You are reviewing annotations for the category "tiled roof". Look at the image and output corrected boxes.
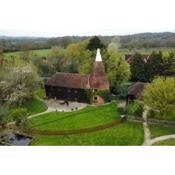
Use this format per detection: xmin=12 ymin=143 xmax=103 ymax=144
xmin=46 ymin=72 xmax=90 ymax=89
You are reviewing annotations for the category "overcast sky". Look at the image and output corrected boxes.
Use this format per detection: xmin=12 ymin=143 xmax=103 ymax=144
xmin=0 ymin=0 xmax=175 ymax=37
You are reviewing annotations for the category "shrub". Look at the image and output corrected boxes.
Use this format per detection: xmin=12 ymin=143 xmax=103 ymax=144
xmin=85 ymin=89 xmax=111 ymax=103
xmin=97 ymin=90 xmax=111 ymax=102
xmin=118 ymin=107 xmax=126 ymax=115
xmin=9 ymin=108 xmax=28 ymax=127
xmin=147 ymin=109 xmax=156 ymax=119
xmin=0 ymin=105 xmax=9 ymax=127
xmin=115 ymin=82 xmax=133 ymax=99
xmin=126 ymin=101 xmax=144 ymax=117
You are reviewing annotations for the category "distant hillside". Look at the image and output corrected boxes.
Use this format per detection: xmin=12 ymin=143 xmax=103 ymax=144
xmin=1 ymin=32 xmax=175 ymax=52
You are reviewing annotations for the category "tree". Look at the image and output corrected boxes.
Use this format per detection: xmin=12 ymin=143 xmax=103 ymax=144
xmin=161 ymin=52 xmax=175 ymax=77
xmin=0 ymin=63 xmax=41 ymax=106
xmin=107 ymin=52 xmax=131 ymax=92
xmin=19 ymin=42 xmax=32 ymax=61
xmin=86 ymin=36 xmax=105 ymax=51
xmin=107 ymin=36 xmax=121 ymax=54
xmin=143 ymin=77 xmax=175 ymax=119
xmin=145 ymin=51 xmax=164 ymax=81
xmin=131 ymin=53 xmax=146 ymax=82
xmin=65 ymin=39 xmax=93 ymax=73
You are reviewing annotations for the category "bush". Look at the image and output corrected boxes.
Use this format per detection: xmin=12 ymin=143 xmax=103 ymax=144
xmin=118 ymin=107 xmax=126 ymax=115
xmin=97 ymin=90 xmax=111 ymax=102
xmin=0 ymin=105 xmax=9 ymax=127
xmin=147 ymin=109 xmax=156 ymax=119
xmin=126 ymin=101 xmax=144 ymax=117
xmin=9 ymin=108 xmax=28 ymax=127
xmin=115 ymin=82 xmax=133 ymax=99
xmin=85 ymin=89 xmax=111 ymax=103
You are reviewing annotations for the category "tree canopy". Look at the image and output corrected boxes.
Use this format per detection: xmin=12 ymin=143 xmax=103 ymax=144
xmin=143 ymin=77 xmax=175 ymax=119
xmin=86 ymin=36 xmax=105 ymax=51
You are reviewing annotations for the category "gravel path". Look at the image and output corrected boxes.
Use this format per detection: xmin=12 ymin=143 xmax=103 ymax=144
xmin=142 ymin=107 xmax=151 ymax=145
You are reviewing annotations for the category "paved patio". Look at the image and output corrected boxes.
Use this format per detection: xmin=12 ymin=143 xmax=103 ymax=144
xmin=45 ymin=99 xmax=88 ymax=112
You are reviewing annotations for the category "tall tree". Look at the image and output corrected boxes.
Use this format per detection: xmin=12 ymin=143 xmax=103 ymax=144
xmin=86 ymin=36 xmax=105 ymax=51
xmin=130 ymin=53 xmax=146 ymax=82
xmin=107 ymin=52 xmax=131 ymax=92
xmin=145 ymin=51 xmax=164 ymax=81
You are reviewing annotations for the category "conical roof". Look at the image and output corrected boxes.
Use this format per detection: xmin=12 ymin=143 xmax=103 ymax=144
xmin=90 ymin=49 xmax=109 ymax=90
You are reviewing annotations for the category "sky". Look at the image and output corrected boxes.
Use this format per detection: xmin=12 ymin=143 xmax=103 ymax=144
xmin=0 ymin=0 xmax=175 ymax=37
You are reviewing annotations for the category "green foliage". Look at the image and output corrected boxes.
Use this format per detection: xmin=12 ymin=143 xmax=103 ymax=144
xmin=9 ymin=108 xmax=27 ymax=127
xmin=147 ymin=109 xmax=156 ymax=119
xmin=65 ymin=39 xmax=93 ymax=74
xmin=85 ymin=89 xmax=93 ymax=103
xmin=107 ymin=36 xmax=121 ymax=54
xmin=116 ymin=82 xmax=133 ymax=99
xmin=126 ymin=101 xmax=144 ymax=117
xmin=0 ymin=105 xmax=9 ymax=125
xmin=0 ymin=63 xmax=41 ymax=106
xmin=86 ymin=36 xmax=105 ymax=51
xmin=96 ymin=90 xmax=111 ymax=102
xmin=107 ymin=52 xmax=131 ymax=91
xmin=131 ymin=51 xmax=175 ymax=82
xmin=145 ymin=51 xmax=164 ymax=81
xmin=143 ymin=77 xmax=175 ymax=119
xmin=131 ymin=53 xmax=146 ymax=82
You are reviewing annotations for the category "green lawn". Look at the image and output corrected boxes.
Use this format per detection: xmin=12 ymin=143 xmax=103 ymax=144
xmin=24 ymin=97 xmax=47 ymax=116
xmin=35 ymin=88 xmax=46 ymax=99
xmin=153 ymin=139 xmax=175 ymax=146
xmin=28 ymin=102 xmax=119 ymax=130
xmin=27 ymin=102 xmax=144 ymax=145
xmin=31 ymin=121 xmax=144 ymax=146
xmin=149 ymin=124 xmax=175 ymax=138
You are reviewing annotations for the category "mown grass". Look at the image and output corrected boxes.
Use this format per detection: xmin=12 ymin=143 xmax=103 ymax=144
xmin=153 ymin=139 xmax=175 ymax=146
xmin=149 ymin=124 xmax=175 ymax=138
xmin=28 ymin=102 xmax=119 ymax=130
xmin=24 ymin=97 xmax=47 ymax=116
xmin=27 ymin=102 xmax=144 ymax=145
xmin=31 ymin=121 xmax=144 ymax=146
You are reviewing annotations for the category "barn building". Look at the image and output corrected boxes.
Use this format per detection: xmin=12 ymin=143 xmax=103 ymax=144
xmin=126 ymin=82 xmax=147 ymax=104
xmin=45 ymin=49 xmax=109 ymax=104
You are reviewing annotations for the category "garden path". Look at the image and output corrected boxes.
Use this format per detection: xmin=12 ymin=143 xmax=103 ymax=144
xmin=142 ymin=107 xmax=152 ymax=145
xmin=142 ymin=106 xmax=175 ymax=145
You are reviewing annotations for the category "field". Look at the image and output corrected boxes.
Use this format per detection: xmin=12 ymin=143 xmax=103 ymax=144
xmin=4 ymin=49 xmax=52 ymax=58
